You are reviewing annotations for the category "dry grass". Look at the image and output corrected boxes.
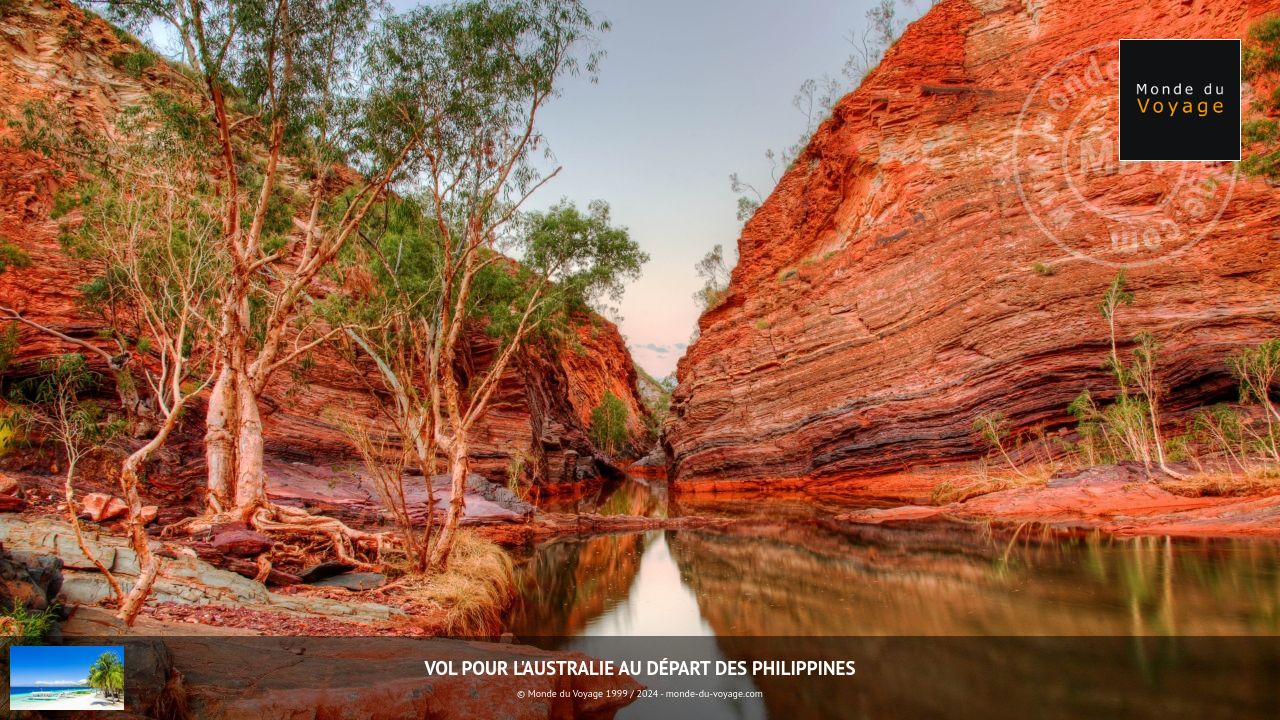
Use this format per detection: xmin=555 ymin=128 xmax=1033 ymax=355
xmin=931 ymin=462 xmax=1057 ymax=505
xmin=1158 ymin=465 xmax=1280 ymax=498
xmin=388 ymin=530 xmax=515 ymax=636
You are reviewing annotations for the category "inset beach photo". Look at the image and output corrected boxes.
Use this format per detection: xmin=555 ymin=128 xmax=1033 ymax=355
xmin=9 ymin=645 xmax=125 ymax=711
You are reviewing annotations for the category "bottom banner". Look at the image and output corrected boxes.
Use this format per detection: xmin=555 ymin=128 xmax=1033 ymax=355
xmin=3 ymin=636 xmax=1277 ymax=719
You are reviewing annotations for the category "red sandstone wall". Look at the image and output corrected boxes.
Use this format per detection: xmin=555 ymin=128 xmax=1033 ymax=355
xmin=667 ymin=0 xmax=1280 ymax=486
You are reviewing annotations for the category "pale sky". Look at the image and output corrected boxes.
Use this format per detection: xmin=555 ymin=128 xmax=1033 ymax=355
xmin=506 ymin=0 xmax=894 ymax=378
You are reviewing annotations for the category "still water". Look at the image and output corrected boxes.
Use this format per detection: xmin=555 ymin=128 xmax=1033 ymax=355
xmin=511 ymin=477 xmax=1280 ymax=637
xmin=506 ymin=477 xmax=1280 ymax=718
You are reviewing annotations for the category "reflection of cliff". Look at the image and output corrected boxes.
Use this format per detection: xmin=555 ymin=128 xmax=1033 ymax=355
xmin=507 ymin=533 xmax=649 ymax=637
xmin=667 ymin=526 xmax=1280 ymax=636
xmin=669 ymin=527 xmax=1280 ymax=718
xmin=541 ymin=476 xmax=668 ymax=518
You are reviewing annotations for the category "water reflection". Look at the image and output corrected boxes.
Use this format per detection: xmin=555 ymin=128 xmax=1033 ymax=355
xmin=511 ymin=479 xmax=1280 ymax=637
xmin=667 ymin=526 xmax=1280 ymax=636
xmin=508 ymin=479 xmax=1280 ymax=718
xmin=537 ymin=475 xmax=668 ymax=517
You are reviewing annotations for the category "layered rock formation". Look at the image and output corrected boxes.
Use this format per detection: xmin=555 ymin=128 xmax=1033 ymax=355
xmin=668 ymin=0 xmax=1280 ymax=486
xmin=0 ymin=1 xmax=647 ymax=499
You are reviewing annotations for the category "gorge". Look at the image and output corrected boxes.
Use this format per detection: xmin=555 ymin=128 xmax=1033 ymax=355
xmin=0 ymin=0 xmax=1277 ymax=717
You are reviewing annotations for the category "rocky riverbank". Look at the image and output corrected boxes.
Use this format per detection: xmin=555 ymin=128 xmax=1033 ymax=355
xmin=832 ymin=465 xmax=1280 ymax=539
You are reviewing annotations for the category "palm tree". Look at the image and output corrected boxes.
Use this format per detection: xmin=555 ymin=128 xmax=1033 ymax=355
xmin=87 ymin=652 xmax=124 ymax=702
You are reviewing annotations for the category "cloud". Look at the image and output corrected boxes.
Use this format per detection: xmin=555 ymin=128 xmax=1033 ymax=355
xmin=634 ymin=343 xmax=670 ymax=354
xmin=674 ymin=343 xmax=687 ymax=350
xmin=35 ymin=679 xmax=88 ymax=686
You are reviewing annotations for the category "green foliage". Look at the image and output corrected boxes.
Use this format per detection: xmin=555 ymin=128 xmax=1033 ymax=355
xmin=1243 ymin=118 xmax=1278 ymax=144
xmin=1243 ymin=16 xmax=1280 ymax=180
xmin=1243 ymin=17 xmax=1280 ymax=79
xmin=0 ymin=323 xmax=18 ymax=377
xmin=149 ymin=93 xmax=216 ymax=149
xmin=8 ymin=354 xmax=126 ymax=447
xmin=0 ymin=601 xmax=59 ymax=644
xmin=1098 ymin=271 xmax=1134 ymax=322
xmin=347 ymin=194 xmax=643 ymax=356
xmin=0 ymin=238 xmax=30 ymax=273
xmin=109 ymin=49 xmax=155 ymax=78
xmin=973 ymin=411 xmax=1011 ymax=448
xmin=972 ymin=410 xmax=1029 ymax=477
xmin=590 ymin=391 xmax=629 ymax=456
xmin=1228 ymin=339 xmax=1280 ymax=405
xmin=10 ymin=354 xmax=97 ymax=405
xmin=1031 ymin=261 xmax=1056 ymax=277
xmin=1227 ymin=339 xmax=1280 ymax=461
xmin=1191 ymin=404 xmax=1249 ymax=462
xmin=634 ymin=365 xmax=673 ymax=438
xmin=518 ymin=200 xmax=646 ymax=324
xmin=1065 ymin=275 xmax=1182 ymax=471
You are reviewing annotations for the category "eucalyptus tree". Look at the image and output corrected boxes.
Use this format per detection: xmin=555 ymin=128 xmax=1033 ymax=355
xmin=346 ymin=196 xmax=644 ymax=570
xmin=10 ymin=355 xmax=125 ymax=603
xmin=62 ymin=110 xmax=226 ymax=623
xmin=97 ymin=0 xmax=427 ymax=542
xmin=338 ymin=0 xmax=635 ymax=569
xmin=93 ymin=0 xmax=629 ymax=572
xmin=10 ymin=95 xmax=226 ymax=623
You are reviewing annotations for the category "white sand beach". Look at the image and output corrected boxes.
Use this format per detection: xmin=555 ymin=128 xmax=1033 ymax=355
xmin=9 ymin=691 xmax=125 ymax=711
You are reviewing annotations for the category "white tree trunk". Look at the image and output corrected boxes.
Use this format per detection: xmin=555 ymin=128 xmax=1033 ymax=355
xmin=430 ymin=438 xmax=469 ymax=571
xmin=233 ymin=377 xmax=267 ymax=520
xmin=204 ymin=368 xmax=236 ymax=513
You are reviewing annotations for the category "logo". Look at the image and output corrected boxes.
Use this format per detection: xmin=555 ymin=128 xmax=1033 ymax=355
xmin=1119 ymin=39 xmax=1241 ymax=161
xmin=1013 ymin=43 xmax=1238 ymax=268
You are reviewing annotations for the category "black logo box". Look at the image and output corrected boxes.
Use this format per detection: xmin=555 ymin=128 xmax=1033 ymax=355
xmin=1119 ymin=38 xmax=1241 ymax=162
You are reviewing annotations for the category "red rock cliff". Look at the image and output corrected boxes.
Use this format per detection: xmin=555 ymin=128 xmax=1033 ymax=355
xmin=668 ymin=0 xmax=1280 ymax=487
xmin=0 ymin=0 xmax=648 ymax=490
